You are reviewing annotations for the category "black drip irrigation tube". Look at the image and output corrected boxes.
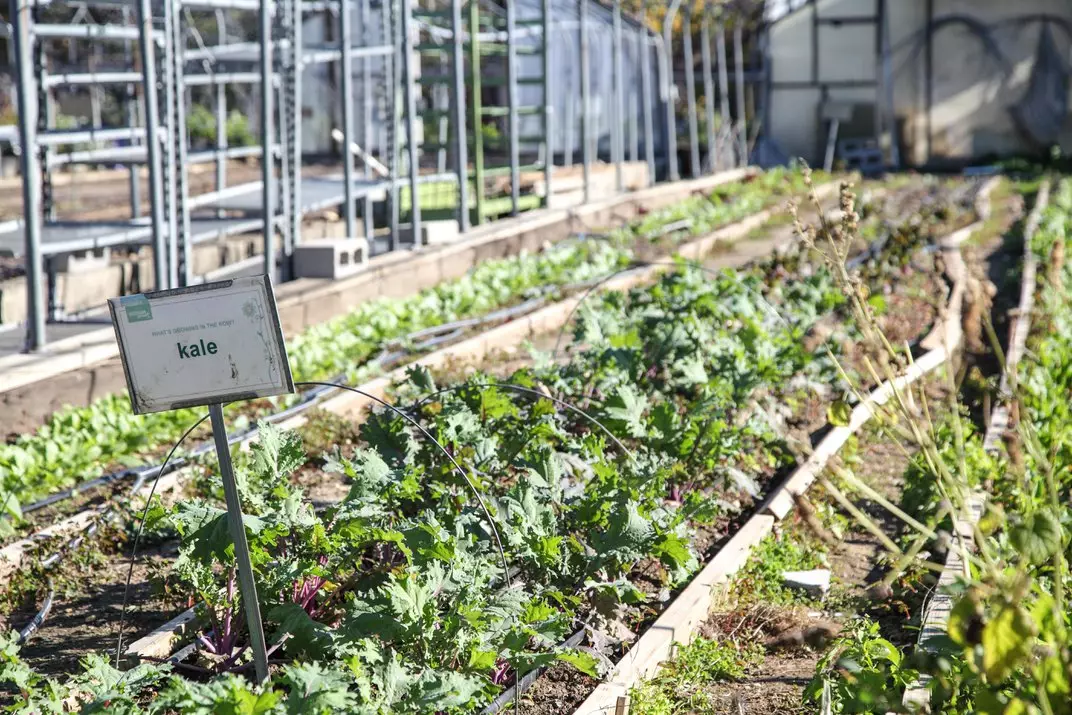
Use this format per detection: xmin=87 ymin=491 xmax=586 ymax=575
xmin=17 ymin=589 xmax=53 ymax=644
xmin=19 ymin=292 xmax=561 ymax=518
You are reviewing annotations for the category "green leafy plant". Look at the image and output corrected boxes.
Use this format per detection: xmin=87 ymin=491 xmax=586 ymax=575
xmin=804 ymin=618 xmax=918 ymax=714
xmin=630 ymin=637 xmax=762 ymax=714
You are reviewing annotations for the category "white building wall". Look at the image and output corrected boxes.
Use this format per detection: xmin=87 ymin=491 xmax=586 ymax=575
xmin=767 ymin=0 xmax=1072 ymax=165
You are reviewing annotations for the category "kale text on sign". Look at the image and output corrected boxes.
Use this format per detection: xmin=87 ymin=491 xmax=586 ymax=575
xmin=177 ymin=339 xmax=219 ymax=359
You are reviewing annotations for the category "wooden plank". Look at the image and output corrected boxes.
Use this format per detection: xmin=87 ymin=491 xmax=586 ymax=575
xmin=903 ymin=178 xmax=1050 ymax=708
xmin=573 ymin=516 xmax=776 ymax=715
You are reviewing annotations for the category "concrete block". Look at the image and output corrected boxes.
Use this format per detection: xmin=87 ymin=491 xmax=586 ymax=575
xmin=293 ymin=237 xmax=369 ymax=279
xmin=782 ymin=569 xmax=831 ymax=598
xmin=53 ymin=247 xmax=110 ymax=273
xmin=0 ymin=156 xmax=17 ymax=179
xmin=399 ymin=220 xmax=460 ymax=246
xmin=0 ymin=275 xmax=28 ymax=326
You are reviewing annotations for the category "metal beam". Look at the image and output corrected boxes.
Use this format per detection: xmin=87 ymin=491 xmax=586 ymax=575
xmin=401 ymin=0 xmax=421 ymax=245
xmin=137 ymin=0 xmax=167 ymax=291
xmin=683 ymin=9 xmax=700 ymax=178
xmin=612 ymin=0 xmax=624 ymax=191
xmin=44 ymin=70 xmax=142 ymax=87
xmin=292 ymin=0 xmax=303 ymax=256
xmin=340 ymin=0 xmax=357 ymax=238
xmin=700 ymin=4 xmax=716 ymax=172
xmin=171 ymin=1 xmax=192 ymax=286
xmin=734 ymin=24 xmax=746 ymax=164
xmin=580 ymin=0 xmax=591 ymax=202
xmin=260 ymin=0 xmax=275 ymax=278
xmin=451 ymin=0 xmax=470 ymax=232
xmin=663 ymin=0 xmax=683 ymax=181
xmin=34 ymin=23 xmax=163 ymax=42
xmin=715 ymin=22 xmax=730 ymax=161
xmin=469 ymin=0 xmax=484 ymax=225
xmin=215 ymin=10 xmax=228 ymax=220
xmin=123 ymin=5 xmax=141 ymax=219
xmin=361 ymin=0 xmax=374 ymax=239
xmin=184 ymin=71 xmax=265 ymax=86
xmin=639 ymin=0 xmax=654 ymax=187
xmin=541 ymin=0 xmax=553 ymax=206
xmin=36 ymin=126 xmax=157 ymax=145
xmin=506 ymin=0 xmax=520 ymax=216
xmin=12 ymin=0 xmax=45 ymax=350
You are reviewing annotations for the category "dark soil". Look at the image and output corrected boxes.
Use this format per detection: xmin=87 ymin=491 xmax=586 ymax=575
xmin=7 ymin=542 xmax=185 ymax=678
xmin=519 ymin=663 xmax=600 ymax=715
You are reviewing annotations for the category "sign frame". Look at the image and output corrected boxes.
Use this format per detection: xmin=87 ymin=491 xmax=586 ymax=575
xmin=108 ymin=275 xmax=295 ymax=415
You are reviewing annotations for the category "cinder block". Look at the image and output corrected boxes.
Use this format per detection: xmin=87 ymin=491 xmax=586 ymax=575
xmin=54 ymin=247 xmax=110 ymax=273
xmin=399 ymin=220 xmax=460 ymax=246
xmin=293 ymin=237 xmax=369 ymax=279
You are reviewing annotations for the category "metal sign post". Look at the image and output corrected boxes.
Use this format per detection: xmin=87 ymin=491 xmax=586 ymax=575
xmin=208 ymin=403 xmax=269 ymax=683
xmin=109 ymin=275 xmax=293 ymax=683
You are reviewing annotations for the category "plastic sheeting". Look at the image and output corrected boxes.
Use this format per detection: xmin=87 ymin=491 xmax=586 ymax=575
xmin=1009 ymin=23 xmax=1070 ymax=150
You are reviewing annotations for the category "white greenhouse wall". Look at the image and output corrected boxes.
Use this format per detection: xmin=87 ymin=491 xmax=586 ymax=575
xmin=767 ymin=0 xmax=1072 ymax=165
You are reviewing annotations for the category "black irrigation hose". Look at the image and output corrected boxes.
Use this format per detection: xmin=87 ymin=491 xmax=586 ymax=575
xmin=16 ymin=588 xmax=53 ymax=644
xmin=19 ymin=296 xmax=558 ymax=519
xmin=10 ymin=513 xmax=108 ymax=642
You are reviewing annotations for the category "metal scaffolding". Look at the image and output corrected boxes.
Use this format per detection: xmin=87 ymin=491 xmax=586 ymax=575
xmin=2 ymin=0 xmax=757 ymax=352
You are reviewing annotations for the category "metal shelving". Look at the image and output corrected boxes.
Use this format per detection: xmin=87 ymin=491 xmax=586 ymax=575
xmin=3 ymin=0 xmax=752 ymax=353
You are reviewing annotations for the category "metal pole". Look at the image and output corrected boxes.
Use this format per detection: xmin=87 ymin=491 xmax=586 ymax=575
xmin=733 ymin=24 xmax=746 ymax=166
xmin=12 ymin=0 xmax=45 ymax=350
xmin=639 ymin=1 xmax=654 ymax=187
xmin=90 ymin=44 xmax=103 ymax=149
xmin=612 ymin=0 xmax=624 ymax=192
xmin=162 ymin=1 xmax=178 ymax=289
xmin=173 ymin=4 xmax=191 ymax=287
xmin=289 ymin=0 xmax=302 ymax=254
xmin=215 ymin=10 xmax=228 ymax=220
xmin=683 ymin=9 xmax=699 ymax=178
xmin=579 ymin=0 xmax=591 ymax=203
xmin=627 ymin=28 xmax=638 ymax=165
xmin=715 ymin=22 xmax=730 ymax=164
xmin=450 ymin=0 xmax=470 ymax=232
xmin=341 ymin=0 xmax=357 ymax=237
xmin=124 ymin=6 xmax=142 ymax=218
xmin=260 ymin=0 xmax=276 ymax=277
xmin=469 ymin=0 xmax=485 ymax=225
xmin=38 ymin=31 xmax=55 ymax=223
xmin=361 ymin=0 xmax=375 ymax=239
xmin=388 ymin=0 xmax=401 ymax=247
xmin=541 ymin=0 xmax=552 ymax=208
xmin=208 ymin=403 xmax=270 ymax=685
xmin=137 ymin=0 xmax=168 ymax=291
xmin=506 ymin=0 xmax=520 ymax=216
xmin=401 ymin=0 xmax=421 ymax=246
xmin=700 ymin=4 xmax=715 ymax=172
xmin=879 ymin=0 xmax=899 ymax=168
xmin=662 ymin=0 xmax=682 ymax=182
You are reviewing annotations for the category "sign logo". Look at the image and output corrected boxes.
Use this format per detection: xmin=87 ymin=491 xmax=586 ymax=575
xmin=119 ymin=294 xmax=153 ymax=322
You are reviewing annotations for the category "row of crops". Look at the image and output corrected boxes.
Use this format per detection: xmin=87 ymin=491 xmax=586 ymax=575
xmin=617 ymin=178 xmax=1067 ymax=715
xmin=0 ymin=168 xmax=1025 ymax=714
xmin=0 ymin=168 xmax=819 ymax=534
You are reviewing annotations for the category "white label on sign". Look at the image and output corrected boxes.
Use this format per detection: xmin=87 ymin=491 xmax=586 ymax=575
xmin=108 ymin=275 xmax=294 ymax=414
